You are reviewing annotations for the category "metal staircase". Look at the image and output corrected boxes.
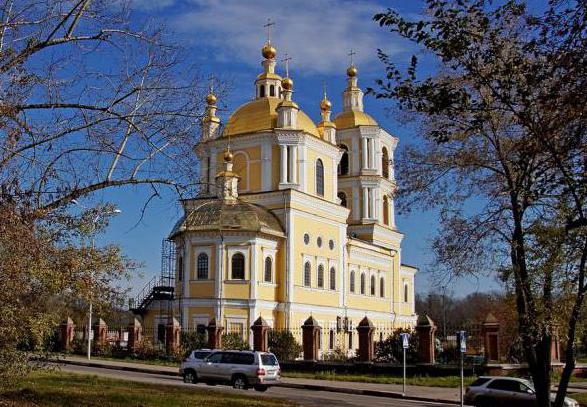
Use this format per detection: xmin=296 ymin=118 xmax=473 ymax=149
xmin=130 ymin=239 xmax=176 ymax=315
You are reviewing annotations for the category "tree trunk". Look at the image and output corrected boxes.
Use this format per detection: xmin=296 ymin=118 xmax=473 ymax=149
xmin=525 ymin=333 xmax=552 ymax=407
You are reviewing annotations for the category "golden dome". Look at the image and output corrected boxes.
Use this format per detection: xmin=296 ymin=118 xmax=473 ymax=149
xmin=281 ymin=77 xmax=293 ymax=90
xmin=206 ymin=92 xmax=217 ymax=105
xmin=320 ymin=97 xmax=331 ymax=111
xmin=222 ymin=97 xmax=320 ymax=138
xmin=347 ymin=65 xmax=358 ymax=77
xmin=223 ymin=150 xmax=233 ymax=162
xmin=262 ymin=43 xmax=277 ymax=59
xmin=333 ymin=110 xmax=378 ymax=129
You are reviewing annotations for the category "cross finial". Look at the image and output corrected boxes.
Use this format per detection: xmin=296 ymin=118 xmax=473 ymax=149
xmin=348 ymin=49 xmax=357 ymax=65
xmin=323 ymin=80 xmax=327 ymax=99
xmin=282 ymin=53 xmax=292 ymax=77
xmin=264 ymin=18 xmax=275 ymax=43
xmin=208 ymin=74 xmax=215 ymax=93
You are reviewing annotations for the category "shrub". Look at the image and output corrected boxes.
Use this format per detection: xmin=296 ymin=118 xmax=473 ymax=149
xmin=221 ymin=333 xmax=249 ymax=350
xmin=180 ymin=331 xmax=207 ymax=357
xmin=132 ymin=338 xmax=164 ymax=360
xmin=375 ymin=328 xmax=419 ymax=363
xmin=322 ymin=347 xmax=349 ymax=362
xmin=268 ymin=330 xmax=302 ymax=361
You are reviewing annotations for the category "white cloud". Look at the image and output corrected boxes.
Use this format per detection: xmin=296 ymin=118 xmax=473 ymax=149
xmin=171 ymin=0 xmax=404 ymax=75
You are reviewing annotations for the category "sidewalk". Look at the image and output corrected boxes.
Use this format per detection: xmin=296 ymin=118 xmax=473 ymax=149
xmin=59 ymin=356 xmax=459 ymax=404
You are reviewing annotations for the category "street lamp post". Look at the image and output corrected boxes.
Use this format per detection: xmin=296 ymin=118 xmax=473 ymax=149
xmin=72 ymin=200 xmax=121 ymax=361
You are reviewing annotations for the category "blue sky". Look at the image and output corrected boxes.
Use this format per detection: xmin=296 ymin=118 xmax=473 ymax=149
xmin=86 ymin=0 xmax=501 ymax=300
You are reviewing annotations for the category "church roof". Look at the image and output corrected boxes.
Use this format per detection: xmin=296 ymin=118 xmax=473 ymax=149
xmin=170 ymin=199 xmax=284 ymax=238
xmin=222 ymin=97 xmax=320 ymax=138
xmin=333 ymin=110 xmax=378 ymax=129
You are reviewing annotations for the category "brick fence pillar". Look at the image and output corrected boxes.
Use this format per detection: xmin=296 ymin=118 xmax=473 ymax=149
xmin=356 ymin=316 xmax=376 ymax=362
xmin=60 ymin=317 xmax=75 ymax=352
xmin=250 ymin=316 xmax=270 ymax=352
xmin=482 ymin=313 xmax=500 ymax=362
xmin=551 ymin=324 xmax=561 ymax=363
xmin=207 ymin=318 xmax=224 ymax=349
xmin=302 ymin=316 xmax=321 ymax=361
xmin=93 ymin=318 xmax=108 ymax=350
xmin=166 ymin=317 xmax=181 ymax=354
xmin=416 ymin=315 xmax=437 ymax=364
xmin=127 ymin=318 xmax=143 ymax=353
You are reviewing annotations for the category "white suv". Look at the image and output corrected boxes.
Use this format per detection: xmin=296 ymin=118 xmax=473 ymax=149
xmin=180 ymin=349 xmax=215 ymax=384
xmin=181 ymin=350 xmax=281 ymax=392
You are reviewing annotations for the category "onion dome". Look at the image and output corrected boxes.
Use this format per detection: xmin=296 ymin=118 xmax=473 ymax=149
xmin=347 ymin=64 xmax=358 ymax=77
xmin=223 ymin=149 xmax=233 ymax=162
xmin=262 ymin=43 xmax=277 ymax=59
xmin=206 ymin=92 xmax=217 ymax=105
xmin=281 ymin=76 xmax=293 ymax=91
xmin=320 ymin=96 xmax=332 ymax=111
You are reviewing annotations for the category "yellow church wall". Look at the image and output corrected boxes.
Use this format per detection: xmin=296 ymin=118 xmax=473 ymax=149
xmin=271 ymin=145 xmax=280 ymax=190
xmin=306 ymin=148 xmax=334 ymax=200
xmin=187 ymin=306 xmax=215 ymax=328
xmin=249 ymin=161 xmax=262 ymax=191
xmin=189 ymin=281 xmax=215 ymax=298
xmin=223 ymin=281 xmax=251 ymax=299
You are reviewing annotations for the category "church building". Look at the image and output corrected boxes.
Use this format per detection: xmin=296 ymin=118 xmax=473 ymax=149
xmin=142 ymin=38 xmax=417 ymax=355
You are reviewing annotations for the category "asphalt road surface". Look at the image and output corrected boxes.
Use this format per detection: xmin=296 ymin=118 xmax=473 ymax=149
xmin=59 ymin=364 xmax=457 ymax=407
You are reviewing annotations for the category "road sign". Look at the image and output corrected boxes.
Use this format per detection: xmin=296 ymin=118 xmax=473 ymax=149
xmin=457 ymin=330 xmax=467 ymax=353
xmin=400 ymin=332 xmax=410 ymax=349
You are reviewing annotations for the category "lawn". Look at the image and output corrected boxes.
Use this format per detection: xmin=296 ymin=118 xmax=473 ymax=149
xmin=0 ymin=371 xmax=296 ymax=407
xmin=283 ymin=370 xmax=476 ymax=388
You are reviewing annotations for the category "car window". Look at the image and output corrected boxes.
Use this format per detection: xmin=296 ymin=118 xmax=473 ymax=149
xmin=206 ymin=353 xmax=223 ymax=363
xmin=470 ymin=378 xmax=491 ymax=387
xmin=230 ymin=353 xmax=254 ymax=365
xmin=261 ymin=354 xmax=278 ymax=366
xmin=220 ymin=353 xmax=235 ymax=364
xmin=193 ymin=351 xmax=211 ymax=359
xmin=487 ymin=379 xmax=523 ymax=392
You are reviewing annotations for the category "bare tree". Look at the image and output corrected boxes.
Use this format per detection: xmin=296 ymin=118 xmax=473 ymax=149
xmin=0 ymin=0 xmax=209 ymax=217
xmin=371 ymin=1 xmax=587 ymax=405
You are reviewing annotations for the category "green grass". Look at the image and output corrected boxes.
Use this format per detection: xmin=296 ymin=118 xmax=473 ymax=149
xmin=568 ymin=392 xmax=587 ymax=406
xmin=0 ymin=371 xmax=296 ymax=407
xmin=283 ymin=370 xmax=476 ymax=388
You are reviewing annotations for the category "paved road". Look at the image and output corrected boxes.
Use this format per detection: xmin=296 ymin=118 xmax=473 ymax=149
xmin=59 ymin=364 xmax=457 ymax=407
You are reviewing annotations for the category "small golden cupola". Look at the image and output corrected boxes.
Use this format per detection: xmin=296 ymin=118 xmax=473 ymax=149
xmin=276 ymin=54 xmax=299 ymax=129
xmin=255 ymin=20 xmax=282 ymax=99
xmin=201 ymin=79 xmax=221 ymax=141
xmin=215 ymin=148 xmax=239 ymax=202
xmin=317 ymin=85 xmax=336 ymax=144
xmin=334 ymin=50 xmax=378 ymax=129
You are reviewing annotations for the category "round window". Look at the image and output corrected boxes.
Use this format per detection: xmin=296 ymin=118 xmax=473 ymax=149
xmin=317 ymin=237 xmax=322 ymax=247
xmin=329 ymin=239 xmax=334 ymax=250
xmin=304 ymin=233 xmax=310 ymax=245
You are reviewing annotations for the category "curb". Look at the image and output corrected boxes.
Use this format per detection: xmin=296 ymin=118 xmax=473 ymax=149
xmin=56 ymin=358 xmax=459 ymax=405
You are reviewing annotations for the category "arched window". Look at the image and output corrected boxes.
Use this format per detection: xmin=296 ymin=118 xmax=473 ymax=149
xmin=382 ymin=147 xmax=389 ymax=179
xmin=231 ymin=253 xmax=245 ymax=280
xmin=404 ymin=283 xmax=409 ymax=302
xmin=380 ymin=277 xmax=385 ymax=297
xmin=370 ymin=275 xmax=376 ymax=296
xmin=383 ymin=195 xmax=389 ymax=226
xmin=337 ymin=191 xmax=347 ymax=208
xmin=304 ymin=262 xmax=311 ymax=287
xmin=197 ymin=253 xmax=208 ymax=279
xmin=317 ymin=265 xmax=324 ymax=288
xmin=360 ymin=273 xmax=366 ymax=295
xmin=338 ymin=145 xmax=349 ymax=175
xmin=350 ymin=271 xmax=355 ymax=293
xmin=259 ymin=85 xmax=265 ymax=98
xmin=316 ymin=159 xmax=324 ymax=196
xmin=264 ymin=257 xmax=272 ymax=283
xmin=329 ymin=329 xmax=335 ymax=349
xmin=329 ymin=267 xmax=336 ymax=290
xmin=269 ymin=84 xmax=275 ymax=96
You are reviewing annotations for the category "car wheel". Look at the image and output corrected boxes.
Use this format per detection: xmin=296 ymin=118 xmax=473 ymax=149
xmin=182 ymin=370 xmax=197 ymax=384
xmin=254 ymin=384 xmax=268 ymax=392
xmin=232 ymin=374 xmax=248 ymax=390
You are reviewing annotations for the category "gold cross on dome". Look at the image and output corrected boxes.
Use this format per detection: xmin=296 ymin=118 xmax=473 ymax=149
xmin=282 ymin=53 xmax=292 ymax=77
xmin=323 ymin=80 xmax=327 ymax=98
xmin=264 ymin=18 xmax=275 ymax=43
xmin=348 ymin=49 xmax=357 ymax=65
xmin=207 ymin=74 xmax=216 ymax=93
